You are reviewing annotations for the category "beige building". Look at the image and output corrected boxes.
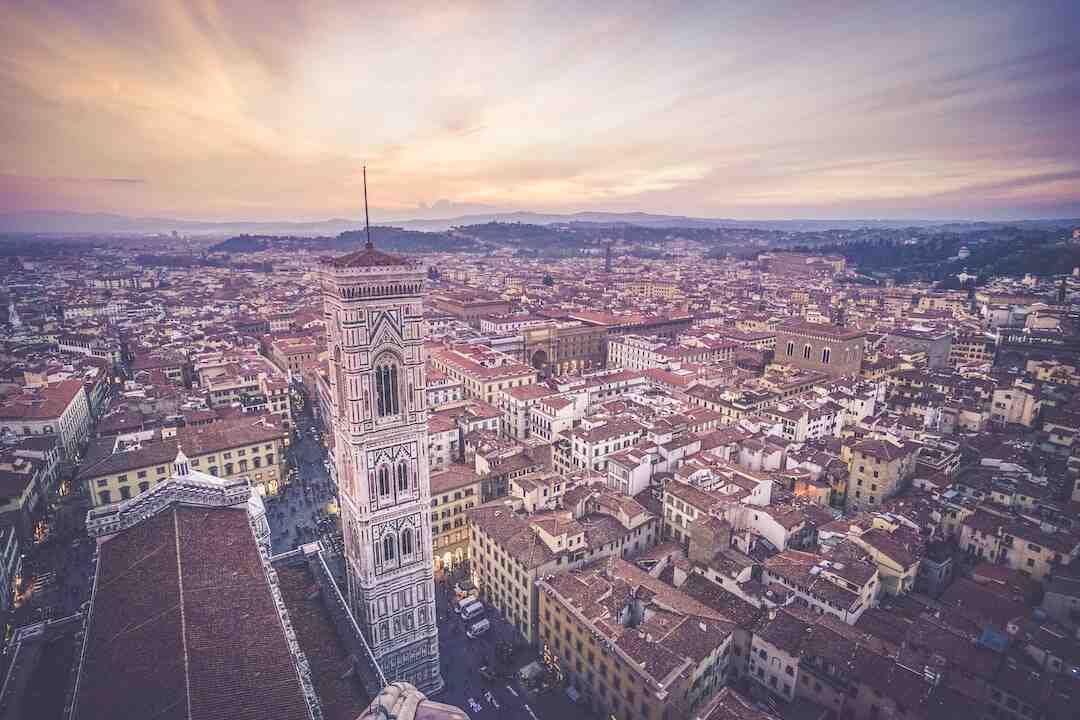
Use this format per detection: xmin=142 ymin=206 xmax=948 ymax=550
xmin=538 ymin=557 xmax=735 ymax=720
xmin=267 ymin=335 xmax=323 ymax=375
xmin=467 ymin=503 xmax=569 ymax=641
xmin=78 ymin=418 xmax=289 ymax=504
xmin=762 ymin=546 xmax=879 ymax=624
xmin=428 ymin=290 xmax=510 ymax=327
xmin=949 ymin=333 xmax=995 ymax=366
xmin=847 ymin=526 xmax=922 ymax=596
xmin=560 ymin=417 xmax=646 ymax=475
xmin=625 ymin=279 xmax=679 ymax=300
xmin=1000 ymin=522 xmax=1080 ymax=582
xmin=467 ymin=490 xmax=658 ymax=643
xmin=522 ymin=322 xmax=608 ymax=377
xmin=916 ymin=291 xmax=969 ymax=316
xmin=429 ymin=464 xmax=481 ymax=571
xmin=427 ymin=413 xmax=460 ymax=472
xmin=510 ymin=471 xmax=566 ymax=513
xmin=845 ymin=438 xmax=918 ymax=510
xmin=991 ymin=378 xmax=1041 ymax=428
xmin=0 ymin=380 xmax=91 ymax=461
xmin=428 ymin=343 xmax=537 ymax=406
xmin=498 ymin=383 xmax=557 ymax=440
xmin=664 ymin=480 xmax=724 ymax=547
xmin=775 ymin=321 xmax=864 ymax=377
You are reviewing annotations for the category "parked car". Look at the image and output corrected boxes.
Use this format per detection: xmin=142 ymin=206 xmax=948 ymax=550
xmin=460 ymin=600 xmax=484 ymax=622
xmin=466 ymin=618 xmax=491 ymax=639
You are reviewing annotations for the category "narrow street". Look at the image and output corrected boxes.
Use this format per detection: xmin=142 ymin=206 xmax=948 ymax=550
xmin=430 ymin=576 xmax=596 ymax=720
xmin=6 ymin=468 xmax=96 ymax=633
xmin=265 ymin=400 xmax=342 ymax=557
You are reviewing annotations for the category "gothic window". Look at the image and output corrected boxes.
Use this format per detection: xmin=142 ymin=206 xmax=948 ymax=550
xmin=786 ymin=341 xmax=794 ymax=356
xmin=382 ymin=534 xmax=396 ymax=563
xmin=401 ymin=528 xmax=414 ymax=558
xmin=377 ymin=465 xmax=391 ymax=497
xmin=397 ymin=462 xmax=409 ymax=493
xmin=334 ymin=346 xmax=347 ymax=419
xmin=803 ymin=344 xmax=812 ymax=360
xmin=822 ymin=347 xmax=831 ymax=364
xmin=374 ymin=355 xmax=402 ymax=417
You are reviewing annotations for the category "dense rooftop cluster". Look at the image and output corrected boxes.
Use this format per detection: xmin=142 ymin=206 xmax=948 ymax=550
xmin=0 ymin=224 xmax=1078 ymax=720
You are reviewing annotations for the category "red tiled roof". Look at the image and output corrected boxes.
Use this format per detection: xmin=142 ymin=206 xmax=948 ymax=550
xmin=0 ymin=380 xmax=83 ymax=421
xmin=75 ymin=507 xmax=310 ymax=720
xmin=276 ymin=565 xmax=368 ymax=720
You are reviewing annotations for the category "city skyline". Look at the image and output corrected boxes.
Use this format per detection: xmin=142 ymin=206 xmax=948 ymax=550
xmin=2 ymin=1 xmax=1079 ymax=222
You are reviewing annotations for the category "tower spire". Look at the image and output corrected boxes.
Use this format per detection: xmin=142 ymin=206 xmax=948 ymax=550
xmin=363 ymin=165 xmax=373 ymax=250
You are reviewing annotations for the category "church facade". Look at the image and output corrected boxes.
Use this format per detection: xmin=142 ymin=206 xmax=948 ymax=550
xmin=319 ymin=240 xmax=442 ymax=694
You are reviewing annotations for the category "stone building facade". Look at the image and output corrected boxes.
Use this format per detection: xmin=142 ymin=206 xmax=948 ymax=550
xmin=775 ymin=321 xmax=865 ymax=377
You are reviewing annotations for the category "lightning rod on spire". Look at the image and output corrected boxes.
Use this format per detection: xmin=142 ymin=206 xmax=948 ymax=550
xmin=363 ymin=165 xmax=373 ymax=250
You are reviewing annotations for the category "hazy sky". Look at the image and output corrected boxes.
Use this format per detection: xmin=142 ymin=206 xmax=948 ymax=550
xmin=2 ymin=1 xmax=1078 ymax=221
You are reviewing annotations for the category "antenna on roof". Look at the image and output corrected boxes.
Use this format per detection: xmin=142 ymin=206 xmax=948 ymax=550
xmin=363 ymin=165 xmax=373 ymax=250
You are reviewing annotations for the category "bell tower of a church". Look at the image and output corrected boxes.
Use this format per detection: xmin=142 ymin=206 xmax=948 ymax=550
xmin=319 ymin=172 xmax=441 ymax=693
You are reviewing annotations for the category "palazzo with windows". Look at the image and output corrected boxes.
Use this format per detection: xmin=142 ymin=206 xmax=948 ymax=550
xmin=775 ymin=320 xmax=866 ymax=377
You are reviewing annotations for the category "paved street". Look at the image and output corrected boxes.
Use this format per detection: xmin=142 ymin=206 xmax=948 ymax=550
xmin=15 ymin=530 xmax=96 ymax=625
xmin=430 ymin=576 xmax=597 ymax=720
xmin=266 ymin=404 xmax=342 ymax=556
xmin=6 ymin=469 xmax=97 ymax=633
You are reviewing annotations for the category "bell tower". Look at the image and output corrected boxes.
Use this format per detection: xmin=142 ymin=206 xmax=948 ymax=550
xmin=319 ymin=170 xmax=441 ymax=693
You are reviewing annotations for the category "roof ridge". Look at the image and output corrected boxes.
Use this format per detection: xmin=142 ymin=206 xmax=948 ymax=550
xmin=173 ymin=507 xmax=193 ymax=720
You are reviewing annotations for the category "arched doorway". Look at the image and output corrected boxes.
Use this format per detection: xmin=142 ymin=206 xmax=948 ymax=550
xmin=530 ymin=348 xmax=549 ymax=372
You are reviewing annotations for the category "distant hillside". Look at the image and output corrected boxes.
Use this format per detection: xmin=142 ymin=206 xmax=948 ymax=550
xmin=790 ymin=225 xmax=1079 ymax=281
xmin=5 ymin=209 xmax=1076 ymax=236
xmin=208 ymin=227 xmax=481 ymax=254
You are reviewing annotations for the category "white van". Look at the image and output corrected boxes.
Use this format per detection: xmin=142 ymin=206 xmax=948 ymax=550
xmin=460 ymin=600 xmax=484 ymax=622
xmin=466 ymin=618 xmax=491 ymax=639
xmin=456 ymin=597 xmax=478 ymax=615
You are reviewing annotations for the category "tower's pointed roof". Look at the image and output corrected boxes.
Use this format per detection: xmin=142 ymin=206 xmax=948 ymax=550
xmin=329 ymin=245 xmax=415 ymax=268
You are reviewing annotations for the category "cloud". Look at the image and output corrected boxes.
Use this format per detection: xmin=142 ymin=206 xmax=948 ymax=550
xmin=0 ymin=1 xmax=1077 ymax=220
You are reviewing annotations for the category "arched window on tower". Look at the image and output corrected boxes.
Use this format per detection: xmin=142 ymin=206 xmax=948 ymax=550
xmin=397 ymin=462 xmax=409 ymax=493
xmin=803 ymin=344 xmax=812 ymax=360
xmin=400 ymin=528 xmax=414 ymax=558
xmin=382 ymin=534 xmax=396 ymax=563
xmin=377 ymin=465 xmax=391 ymax=497
xmin=822 ymin=347 xmax=831 ymax=364
xmin=374 ymin=355 xmax=401 ymax=417
xmin=786 ymin=341 xmax=794 ymax=356
xmin=334 ymin=346 xmax=347 ymax=419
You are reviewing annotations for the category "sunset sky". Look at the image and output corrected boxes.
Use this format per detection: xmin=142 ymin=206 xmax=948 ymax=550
xmin=1 ymin=1 xmax=1078 ymax=221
